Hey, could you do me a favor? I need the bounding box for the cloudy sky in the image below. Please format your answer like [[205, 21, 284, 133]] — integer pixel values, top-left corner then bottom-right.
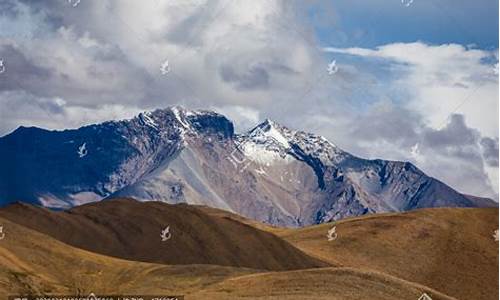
[[0, 0, 498, 199]]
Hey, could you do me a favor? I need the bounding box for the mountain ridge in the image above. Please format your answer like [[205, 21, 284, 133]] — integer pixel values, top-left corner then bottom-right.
[[0, 106, 496, 227]]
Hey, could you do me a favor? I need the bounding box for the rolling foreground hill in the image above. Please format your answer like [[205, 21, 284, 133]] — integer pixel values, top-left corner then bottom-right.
[[275, 207, 499, 300], [0, 200, 497, 299], [0, 198, 326, 271], [0, 213, 456, 300], [0, 107, 495, 227], [0, 215, 260, 296]]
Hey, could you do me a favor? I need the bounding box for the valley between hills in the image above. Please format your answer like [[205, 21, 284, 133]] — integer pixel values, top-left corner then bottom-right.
[[0, 198, 497, 300]]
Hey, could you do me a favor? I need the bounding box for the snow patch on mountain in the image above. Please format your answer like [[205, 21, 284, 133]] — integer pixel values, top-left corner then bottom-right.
[[138, 111, 159, 130], [172, 106, 191, 129], [241, 142, 293, 165], [261, 120, 290, 148], [290, 131, 349, 166], [237, 118, 350, 169], [236, 119, 293, 165], [1, 106, 496, 227]]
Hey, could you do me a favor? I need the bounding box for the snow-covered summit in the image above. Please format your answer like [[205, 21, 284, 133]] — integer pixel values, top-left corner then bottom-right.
[[1, 106, 494, 227], [239, 118, 350, 166], [133, 106, 234, 138]]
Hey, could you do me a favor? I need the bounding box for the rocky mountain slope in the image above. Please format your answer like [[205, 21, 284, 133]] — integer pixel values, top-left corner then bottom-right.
[[0, 106, 495, 226]]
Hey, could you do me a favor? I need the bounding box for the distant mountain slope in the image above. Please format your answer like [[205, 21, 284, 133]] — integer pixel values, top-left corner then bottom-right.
[[0, 198, 327, 271], [275, 207, 499, 300], [0, 106, 495, 226]]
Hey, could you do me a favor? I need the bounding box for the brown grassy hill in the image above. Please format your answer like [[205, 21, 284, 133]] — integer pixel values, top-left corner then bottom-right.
[[0, 215, 457, 300], [0, 200, 496, 300], [0, 216, 259, 297], [189, 267, 458, 300], [275, 207, 499, 300], [0, 198, 327, 271]]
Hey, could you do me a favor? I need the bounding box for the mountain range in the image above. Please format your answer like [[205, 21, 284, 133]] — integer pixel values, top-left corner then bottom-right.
[[0, 106, 495, 227]]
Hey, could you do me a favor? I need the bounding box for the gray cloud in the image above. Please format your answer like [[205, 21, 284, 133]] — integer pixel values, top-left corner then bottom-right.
[[164, 3, 214, 47], [219, 61, 295, 91], [423, 114, 480, 148], [349, 103, 421, 148], [0, 0, 497, 200], [481, 137, 499, 167], [0, 43, 52, 93], [0, 1, 20, 18], [305, 100, 498, 199], [220, 64, 270, 90]]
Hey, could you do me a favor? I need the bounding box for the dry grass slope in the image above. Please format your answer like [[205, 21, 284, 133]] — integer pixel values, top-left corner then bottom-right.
[[276, 207, 499, 300], [0, 200, 496, 300], [0, 217, 456, 300], [0, 198, 327, 271], [189, 267, 458, 300], [0, 215, 267, 297]]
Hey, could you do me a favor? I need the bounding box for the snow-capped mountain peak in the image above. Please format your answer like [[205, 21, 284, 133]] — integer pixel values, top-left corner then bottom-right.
[[133, 107, 234, 140], [240, 118, 348, 167], [138, 111, 160, 130], [247, 119, 292, 148], [171, 106, 191, 129], [0, 106, 495, 227]]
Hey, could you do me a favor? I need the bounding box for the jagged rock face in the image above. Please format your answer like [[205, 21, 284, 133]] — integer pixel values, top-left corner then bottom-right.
[[0, 107, 495, 226]]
